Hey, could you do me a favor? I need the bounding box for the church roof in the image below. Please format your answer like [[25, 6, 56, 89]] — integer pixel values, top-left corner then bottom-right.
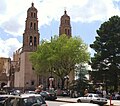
[[61, 10, 70, 19], [27, 2, 37, 12]]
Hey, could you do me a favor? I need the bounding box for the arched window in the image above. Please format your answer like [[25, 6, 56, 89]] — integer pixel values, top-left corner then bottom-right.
[[29, 36, 32, 46], [34, 37, 37, 46], [65, 29, 67, 35], [68, 29, 70, 35], [31, 80, 34, 85], [65, 20, 67, 24], [34, 13, 36, 18], [30, 22, 32, 29], [67, 20, 69, 25], [34, 23, 36, 30], [65, 20, 69, 25], [31, 12, 33, 17]]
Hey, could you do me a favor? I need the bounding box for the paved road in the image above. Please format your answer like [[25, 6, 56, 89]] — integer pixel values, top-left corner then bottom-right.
[[56, 96, 120, 106], [46, 101, 67, 106]]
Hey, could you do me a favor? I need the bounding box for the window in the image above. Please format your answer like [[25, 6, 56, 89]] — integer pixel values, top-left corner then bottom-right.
[[34, 13, 36, 18], [65, 29, 67, 35], [65, 20, 67, 24], [34, 37, 37, 46], [32, 67, 35, 70], [88, 95, 92, 97], [29, 36, 32, 46], [30, 22, 32, 29], [31, 12, 33, 17], [31, 80, 34, 85], [65, 20, 69, 25], [67, 20, 69, 25], [34, 23, 36, 30], [68, 29, 70, 35]]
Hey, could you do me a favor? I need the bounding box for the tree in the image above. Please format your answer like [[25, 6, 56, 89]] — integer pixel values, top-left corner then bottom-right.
[[75, 64, 90, 94], [30, 34, 90, 89], [90, 16, 120, 91]]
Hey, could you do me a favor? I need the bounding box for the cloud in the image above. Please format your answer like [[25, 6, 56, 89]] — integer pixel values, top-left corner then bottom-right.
[[69, 0, 120, 22], [1, 16, 23, 37], [0, 0, 120, 37], [1, 0, 120, 58], [0, 38, 22, 58], [0, 0, 7, 15]]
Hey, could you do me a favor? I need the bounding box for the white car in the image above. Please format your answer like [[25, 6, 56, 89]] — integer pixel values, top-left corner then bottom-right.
[[60, 103, 99, 106], [3, 94, 48, 106], [0, 95, 17, 106], [77, 93, 107, 105]]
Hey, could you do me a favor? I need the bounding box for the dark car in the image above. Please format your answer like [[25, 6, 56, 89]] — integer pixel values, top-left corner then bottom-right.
[[3, 94, 48, 106], [9, 90, 21, 95], [61, 90, 70, 96], [40, 91, 57, 100], [0, 91, 7, 95]]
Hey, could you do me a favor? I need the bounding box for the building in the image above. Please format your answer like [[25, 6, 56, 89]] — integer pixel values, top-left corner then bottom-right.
[[14, 3, 40, 89], [1, 3, 74, 90], [59, 9, 72, 37], [0, 57, 10, 88], [59, 9, 74, 89]]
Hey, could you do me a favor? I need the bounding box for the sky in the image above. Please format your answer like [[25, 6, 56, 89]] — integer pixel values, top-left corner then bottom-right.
[[0, 0, 120, 59]]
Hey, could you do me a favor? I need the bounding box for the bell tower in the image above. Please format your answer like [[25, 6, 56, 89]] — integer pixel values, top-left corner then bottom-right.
[[14, 3, 40, 89], [59, 10, 72, 37], [23, 2, 40, 52]]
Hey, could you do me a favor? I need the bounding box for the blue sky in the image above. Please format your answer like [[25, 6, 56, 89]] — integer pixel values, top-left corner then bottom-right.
[[0, 0, 120, 59]]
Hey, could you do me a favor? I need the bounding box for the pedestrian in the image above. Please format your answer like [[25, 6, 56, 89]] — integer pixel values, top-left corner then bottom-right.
[[103, 89, 107, 98]]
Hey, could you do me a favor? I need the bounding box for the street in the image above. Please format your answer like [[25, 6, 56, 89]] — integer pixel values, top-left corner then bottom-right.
[[46, 97, 120, 106], [46, 100, 67, 106]]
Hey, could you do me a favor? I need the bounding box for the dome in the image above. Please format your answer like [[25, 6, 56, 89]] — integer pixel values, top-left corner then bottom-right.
[[27, 2, 37, 12], [61, 10, 70, 19]]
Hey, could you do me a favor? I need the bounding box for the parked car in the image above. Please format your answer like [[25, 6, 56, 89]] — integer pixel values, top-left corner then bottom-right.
[[9, 90, 21, 95], [61, 90, 70, 96], [60, 103, 99, 106], [25, 90, 36, 94], [107, 93, 120, 100], [0, 91, 7, 95], [3, 94, 48, 106], [77, 93, 107, 105], [0, 94, 17, 106], [40, 91, 57, 100]]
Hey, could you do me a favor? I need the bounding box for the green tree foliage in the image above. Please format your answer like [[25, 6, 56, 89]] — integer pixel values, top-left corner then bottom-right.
[[76, 66, 89, 94], [90, 16, 120, 91], [70, 64, 92, 93], [30, 35, 90, 89]]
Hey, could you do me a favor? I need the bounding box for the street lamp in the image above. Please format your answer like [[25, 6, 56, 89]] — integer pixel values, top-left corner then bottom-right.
[[49, 76, 54, 90], [64, 75, 69, 90]]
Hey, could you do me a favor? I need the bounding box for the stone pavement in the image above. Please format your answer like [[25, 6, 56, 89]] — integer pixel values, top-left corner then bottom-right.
[[56, 96, 120, 106]]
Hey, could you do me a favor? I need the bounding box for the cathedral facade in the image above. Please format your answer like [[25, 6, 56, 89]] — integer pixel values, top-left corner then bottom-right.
[[13, 3, 73, 90]]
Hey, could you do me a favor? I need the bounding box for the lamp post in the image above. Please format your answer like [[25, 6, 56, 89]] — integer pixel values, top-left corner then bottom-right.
[[49, 76, 54, 90], [64, 75, 69, 90]]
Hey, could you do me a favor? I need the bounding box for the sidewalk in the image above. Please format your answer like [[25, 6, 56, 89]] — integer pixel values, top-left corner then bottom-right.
[[56, 96, 120, 106]]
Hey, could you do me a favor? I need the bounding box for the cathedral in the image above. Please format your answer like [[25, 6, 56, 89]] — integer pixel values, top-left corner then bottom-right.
[[13, 2, 73, 90]]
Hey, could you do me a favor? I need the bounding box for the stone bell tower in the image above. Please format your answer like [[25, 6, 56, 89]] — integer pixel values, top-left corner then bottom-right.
[[14, 3, 40, 89], [23, 2, 40, 52], [59, 10, 74, 86], [59, 10, 72, 37]]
